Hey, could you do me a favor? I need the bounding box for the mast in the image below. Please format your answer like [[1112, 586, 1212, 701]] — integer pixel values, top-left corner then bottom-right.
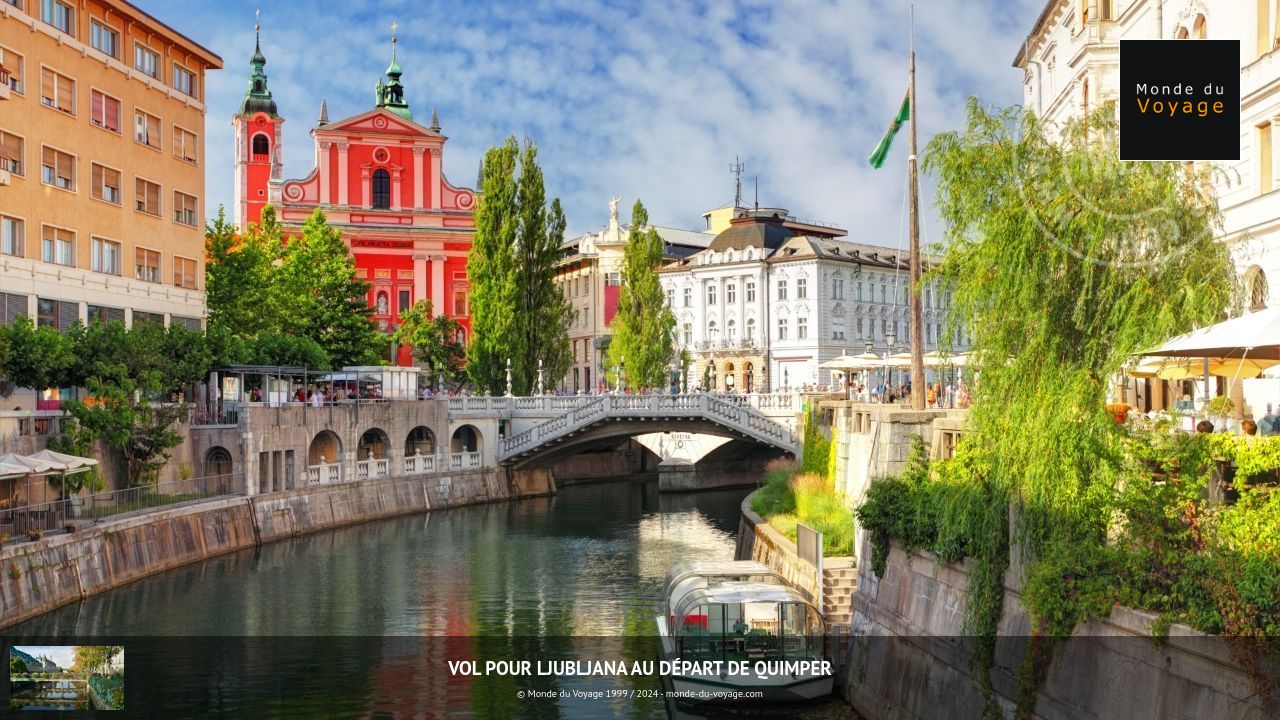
[[908, 5, 926, 410]]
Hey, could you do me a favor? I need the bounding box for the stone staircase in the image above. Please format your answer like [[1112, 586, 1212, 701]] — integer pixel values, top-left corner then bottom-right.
[[822, 558, 857, 629]]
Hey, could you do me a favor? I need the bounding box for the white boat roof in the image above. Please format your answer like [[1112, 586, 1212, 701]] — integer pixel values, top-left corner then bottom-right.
[[690, 581, 810, 605]]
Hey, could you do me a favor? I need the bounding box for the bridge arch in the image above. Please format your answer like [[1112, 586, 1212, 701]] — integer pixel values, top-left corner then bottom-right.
[[358, 427, 391, 460], [507, 418, 789, 470], [309, 430, 342, 466], [405, 426, 436, 456], [451, 424, 483, 453]]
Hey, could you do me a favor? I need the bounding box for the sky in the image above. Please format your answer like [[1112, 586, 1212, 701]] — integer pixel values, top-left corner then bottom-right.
[[146, 0, 1046, 245], [13, 646, 75, 669]]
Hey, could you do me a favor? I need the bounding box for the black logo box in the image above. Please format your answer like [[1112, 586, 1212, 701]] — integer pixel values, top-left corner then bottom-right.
[[1119, 39, 1240, 161]]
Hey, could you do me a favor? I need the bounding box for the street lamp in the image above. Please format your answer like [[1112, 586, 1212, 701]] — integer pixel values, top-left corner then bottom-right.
[[885, 331, 897, 402]]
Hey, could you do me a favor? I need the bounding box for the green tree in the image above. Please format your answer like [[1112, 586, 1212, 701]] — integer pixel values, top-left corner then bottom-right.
[[467, 137, 520, 394], [512, 141, 573, 394], [60, 377, 187, 487], [245, 331, 331, 369], [274, 210, 382, 367], [0, 316, 74, 392], [205, 205, 281, 339], [467, 137, 572, 394], [10, 656, 26, 675], [393, 300, 465, 383], [606, 200, 676, 391]]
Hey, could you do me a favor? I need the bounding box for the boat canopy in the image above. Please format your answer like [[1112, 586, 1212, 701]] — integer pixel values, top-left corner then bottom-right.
[[663, 560, 785, 616], [674, 581, 810, 621]]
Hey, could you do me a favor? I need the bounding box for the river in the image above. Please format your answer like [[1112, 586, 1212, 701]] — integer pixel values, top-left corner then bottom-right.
[[8, 478, 854, 719]]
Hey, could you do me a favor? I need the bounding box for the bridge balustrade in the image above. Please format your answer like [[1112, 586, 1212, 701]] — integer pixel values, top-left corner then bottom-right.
[[307, 462, 342, 485], [356, 458, 390, 481]]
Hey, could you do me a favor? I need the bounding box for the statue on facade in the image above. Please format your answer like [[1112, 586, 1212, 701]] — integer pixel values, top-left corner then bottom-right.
[[609, 195, 621, 225]]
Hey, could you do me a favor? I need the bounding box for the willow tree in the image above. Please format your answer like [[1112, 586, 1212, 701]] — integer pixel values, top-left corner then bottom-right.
[[607, 200, 676, 391], [860, 101, 1238, 717]]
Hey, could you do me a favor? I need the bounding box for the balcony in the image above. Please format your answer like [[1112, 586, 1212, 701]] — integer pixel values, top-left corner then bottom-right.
[[693, 338, 761, 354]]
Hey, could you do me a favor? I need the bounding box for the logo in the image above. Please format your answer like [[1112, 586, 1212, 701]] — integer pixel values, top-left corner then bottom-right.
[[1119, 40, 1239, 161]]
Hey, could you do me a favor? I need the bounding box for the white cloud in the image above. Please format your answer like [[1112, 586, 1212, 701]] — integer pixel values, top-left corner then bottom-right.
[[162, 0, 1046, 245]]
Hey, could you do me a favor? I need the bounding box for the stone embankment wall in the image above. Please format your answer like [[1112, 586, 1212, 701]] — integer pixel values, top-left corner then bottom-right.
[[0, 467, 553, 629], [735, 493, 821, 605], [843, 537, 1277, 720]]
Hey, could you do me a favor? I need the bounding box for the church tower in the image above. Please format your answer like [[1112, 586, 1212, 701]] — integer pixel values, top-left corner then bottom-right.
[[232, 18, 283, 229]]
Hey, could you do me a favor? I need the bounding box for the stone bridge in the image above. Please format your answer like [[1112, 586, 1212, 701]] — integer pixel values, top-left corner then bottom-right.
[[483, 394, 798, 469]]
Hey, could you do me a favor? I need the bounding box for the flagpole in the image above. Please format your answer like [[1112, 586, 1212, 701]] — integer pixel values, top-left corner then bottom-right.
[[908, 4, 925, 411]]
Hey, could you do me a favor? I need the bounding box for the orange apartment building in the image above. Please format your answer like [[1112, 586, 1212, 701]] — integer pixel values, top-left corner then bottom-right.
[[0, 0, 221, 390]]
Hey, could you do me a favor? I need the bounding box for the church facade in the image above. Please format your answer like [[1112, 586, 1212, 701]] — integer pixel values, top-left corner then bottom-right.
[[232, 28, 475, 365]]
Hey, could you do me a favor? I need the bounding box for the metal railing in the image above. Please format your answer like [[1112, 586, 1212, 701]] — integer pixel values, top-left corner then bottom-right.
[[0, 473, 241, 539]]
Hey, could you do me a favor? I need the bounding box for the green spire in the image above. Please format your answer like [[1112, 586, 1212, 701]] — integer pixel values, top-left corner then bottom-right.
[[374, 21, 412, 120], [239, 20, 277, 117]]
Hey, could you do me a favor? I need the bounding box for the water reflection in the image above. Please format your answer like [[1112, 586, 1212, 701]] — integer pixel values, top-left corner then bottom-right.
[[9, 479, 762, 718]]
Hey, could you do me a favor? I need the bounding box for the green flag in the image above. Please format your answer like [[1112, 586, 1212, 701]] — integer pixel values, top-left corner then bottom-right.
[[868, 92, 911, 169]]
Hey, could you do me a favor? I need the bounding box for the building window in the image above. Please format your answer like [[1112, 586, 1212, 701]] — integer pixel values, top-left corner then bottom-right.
[[89, 90, 121, 133], [133, 43, 159, 79], [746, 318, 755, 341], [682, 287, 692, 307], [453, 289, 468, 316], [746, 281, 756, 303], [706, 284, 717, 305], [707, 320, 718, 341], [135, 247, 160, 283], [726, 283, 736, 304], [797, 316, 808, 339], [90, 237, 120, 275], [136, 178, 161, 216], [2, 48, 24, 94], [371, 168, 391, 208], [856, 317, 865, 339], [251, 133, 269, 157], [398, 289, 411, 313], [172, 63, 197, 99], [1, 215, 23, 257], [37, 298, 77, 330], [41, 146, 75, 190], [832, 277, 844, 299], [173, 191, 197, 226], [606, 272, 621, 286], [90, 19, 119, 58], [40, 0, 74, 36], [40, 67, 75, 114], [87, 304, 125, 325], [41, 225, 74, 266], [665, 287, 674, 307], [777, 280, 788, 300], [0, 130, 23, 176], [683, 323, 692, 345], [173, 126, 198, 164], [174, 256, 198, 290], [797, 277, 808, 299], [132, 311, 164, 327], [727, 319, 737, 341], [134, 110, 161, 150], [778, 317, 788, 340], [91, 163, 120, 204]]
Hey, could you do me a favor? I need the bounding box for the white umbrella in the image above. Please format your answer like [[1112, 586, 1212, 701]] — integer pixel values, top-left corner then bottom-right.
[[0, 453, 59, 474], [820, 352, 883, 370], [24, 449, 98, 473], [882, 352, 914, 368], [1144, 306, 1280, 358]]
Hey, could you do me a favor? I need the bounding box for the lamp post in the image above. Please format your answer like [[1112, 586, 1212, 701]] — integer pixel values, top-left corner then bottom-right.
[[784, 367, 790, 393], [885, 331, 897, 403], [670, 351, 679, 395]]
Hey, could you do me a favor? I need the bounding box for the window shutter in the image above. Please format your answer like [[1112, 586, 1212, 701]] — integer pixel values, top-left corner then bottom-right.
[[57, 75, 73, 112], [105, 96, 119, 131], [57, 299, 77, 330], [1, 292, 26, 324], [107, 306, 125, 324], [91, 163, 103, 198], [91, 90, 103, 123], [41, 67, 54, 104], [42, 145, 54, 171]]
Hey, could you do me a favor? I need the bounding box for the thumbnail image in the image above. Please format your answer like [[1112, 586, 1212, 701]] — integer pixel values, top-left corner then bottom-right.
[[9, 646, 124, 711]]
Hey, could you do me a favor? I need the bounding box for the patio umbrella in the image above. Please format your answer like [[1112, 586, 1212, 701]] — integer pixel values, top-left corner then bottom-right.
[[1143, 306, 1280, 359], [1208, 357, 1280, 379], [820, 352, 883, 370], [882, 352, 914, 368], [24, 449, 98, 472]]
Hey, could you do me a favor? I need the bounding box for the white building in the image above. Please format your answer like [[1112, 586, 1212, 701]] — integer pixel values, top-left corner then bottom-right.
[[554, 198, 711, 393], [659, 208, 963, 392], [1015, 1, 1280, 417]]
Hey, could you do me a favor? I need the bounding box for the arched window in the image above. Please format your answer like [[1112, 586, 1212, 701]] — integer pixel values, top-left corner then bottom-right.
[[251, 134, 269, 156], [1248, 266, 1269, 310], [372, 168, 391, 209]]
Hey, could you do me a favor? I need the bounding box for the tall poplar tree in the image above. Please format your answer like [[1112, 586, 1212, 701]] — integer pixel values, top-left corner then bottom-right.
[[467, 137, 571, 394], [274, 210, 382, 367], [607, 200, 676, 391]]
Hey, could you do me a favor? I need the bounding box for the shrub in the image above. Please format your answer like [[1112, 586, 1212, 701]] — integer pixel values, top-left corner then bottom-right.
[[26, 528, 43, 541]]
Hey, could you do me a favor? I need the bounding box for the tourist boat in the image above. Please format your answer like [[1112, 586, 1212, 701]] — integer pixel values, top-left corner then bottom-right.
[[656, 560, 834, 704]]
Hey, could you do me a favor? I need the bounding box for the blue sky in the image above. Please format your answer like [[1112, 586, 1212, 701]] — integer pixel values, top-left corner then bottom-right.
[[145, 0, 1045, 243], [12, 645, 75, 669]]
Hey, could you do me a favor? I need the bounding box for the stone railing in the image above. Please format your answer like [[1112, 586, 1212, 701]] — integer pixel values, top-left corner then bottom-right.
[[448, 392, 801, 419], [355, 457, 390, 481], [401, 452, 437, 475], [306, 462, 342, 486], [498, 393, 795, 461], [448, 451, 483, 470]]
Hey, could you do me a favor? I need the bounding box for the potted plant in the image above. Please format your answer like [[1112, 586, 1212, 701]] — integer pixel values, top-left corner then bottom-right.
[[1208, 395, 1234, 428], [27, 528, 43, 541]]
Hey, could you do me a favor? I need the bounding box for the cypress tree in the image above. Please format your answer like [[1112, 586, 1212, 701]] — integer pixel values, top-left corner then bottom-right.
[[607, 200, 676, 391], [467, 138, 520, 394]]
